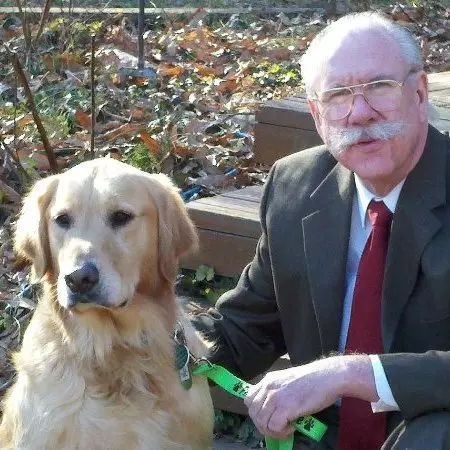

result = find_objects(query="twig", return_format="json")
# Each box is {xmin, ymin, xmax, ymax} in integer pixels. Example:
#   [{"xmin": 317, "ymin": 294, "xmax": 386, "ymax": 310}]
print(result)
[
  {"xmin": 0, "ymin": 180, "xmax": 22, "ymax": 204},
  {"xmin": 34, "ymin": 0, "xmax": 54, "ymax": 45},
  {"xmin": 6, "ymin": 46, "xmax": 59, "ymax": 174},
  {"xmin": 90, "ymin": 34, "xmax": 96, "ymax": 158},
  {"xmin": 14, "ymin": 0, "xmax": 32, "ymax": 55},
  {"xmin": 101, "ymin": 109, "xmax": 132, "ymax": 123},
  {"xmin": 0, "ymin": 136, "xmax": 31, "ymax": 183}
]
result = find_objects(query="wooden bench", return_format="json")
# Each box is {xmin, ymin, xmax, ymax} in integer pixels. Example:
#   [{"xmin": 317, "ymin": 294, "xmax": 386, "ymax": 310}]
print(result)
[
  {"xmin": 254, "ymin": 71, "xmax": 450, "ymax": 165},
  {"xmin": 181, "ymin": 185, "xmax": 262, "ymax": 277},
  {"xmin": 182, "ymin": 71, "xmax": 450, "ymax": 277},
  {"xmin": 254, "ymin": 94, "xmax": 321, "ymax": 165}
]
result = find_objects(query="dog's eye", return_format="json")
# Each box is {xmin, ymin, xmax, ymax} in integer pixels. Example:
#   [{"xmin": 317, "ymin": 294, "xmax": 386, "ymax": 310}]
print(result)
[
  {"xmin": 54, "ymin": 213, "xmax": 72, "ymax": 229},
  {"xmin": 109, "ymin": 211, "xmax": 134, "ymax": 229}
]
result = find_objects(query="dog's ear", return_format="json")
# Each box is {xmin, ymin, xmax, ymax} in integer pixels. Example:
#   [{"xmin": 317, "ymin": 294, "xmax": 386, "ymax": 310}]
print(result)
[
  {"xmin": 14, "ymin": 175, "xmax": 59, "ymax": 280},
  {"xmin": 149, "ymin": 174, "xmax": 199, "ymax": 283}
]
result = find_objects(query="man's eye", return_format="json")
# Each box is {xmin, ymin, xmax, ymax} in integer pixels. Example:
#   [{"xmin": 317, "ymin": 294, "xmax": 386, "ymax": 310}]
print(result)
[
  {"xmin": 54, "ymin": 213, "xmax": 72, "ymax": 229},
  {"xmin": 109, "ymin": 211, "xmax": 134, "ymax": 229},
  {"xmin": 322, "ymin": 89, "xmax": 349, "ymax": 103},
  {"xmin": 368, "ymin": 81, "xmax": 396, "ymax": 92}
]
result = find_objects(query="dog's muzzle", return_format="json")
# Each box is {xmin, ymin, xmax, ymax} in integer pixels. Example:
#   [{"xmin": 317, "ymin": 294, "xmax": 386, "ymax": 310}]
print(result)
[{"xmin": 64, "ymin": 262, "xmax": 100, "ymax": 305}]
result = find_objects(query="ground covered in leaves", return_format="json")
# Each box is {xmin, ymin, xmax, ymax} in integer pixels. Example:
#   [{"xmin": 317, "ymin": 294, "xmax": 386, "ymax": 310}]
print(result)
[{"xmin": 0, "ymin": 1, "xmax": 449, "ymax": 436}]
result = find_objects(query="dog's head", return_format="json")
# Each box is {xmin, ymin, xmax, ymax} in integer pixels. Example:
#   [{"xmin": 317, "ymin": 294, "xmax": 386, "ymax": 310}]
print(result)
[{"xmin": 15, "ymin": 158, "xmax": 198, "ymax": 311}]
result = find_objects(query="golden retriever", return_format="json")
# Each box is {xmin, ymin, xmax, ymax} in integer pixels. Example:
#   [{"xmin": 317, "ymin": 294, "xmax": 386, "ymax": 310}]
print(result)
[{"xmin": 0, "ymin": 158, "xmax": 214, "ymax": 450}]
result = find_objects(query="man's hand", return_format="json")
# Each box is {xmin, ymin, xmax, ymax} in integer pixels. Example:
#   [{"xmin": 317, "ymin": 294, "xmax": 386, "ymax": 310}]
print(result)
[{"xmin": 243, "ymin": 355, "xmax": 378, "ymax": 439}]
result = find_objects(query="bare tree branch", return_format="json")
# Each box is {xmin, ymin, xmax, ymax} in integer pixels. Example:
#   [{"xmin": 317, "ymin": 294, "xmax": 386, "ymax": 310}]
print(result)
[
  {"xmin": 14, "ymin": 0, "xmax": 32, "ymax": 54},
  {"xmin": 6, "ymin": 46, "xmax": 59, "ymax": 174},
  {"xmin": 90, "ymin": 34, "xmax": 96, "ymax": 159},
  {"xmin": 34, "ymin": 0, "xmax": 54, "ymax": 44}
]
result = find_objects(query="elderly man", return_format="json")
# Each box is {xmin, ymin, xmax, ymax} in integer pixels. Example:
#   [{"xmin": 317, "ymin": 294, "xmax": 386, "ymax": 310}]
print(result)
[{"xmin": 192, "ymin": 11, "xmax": 450, "ymax": 450}]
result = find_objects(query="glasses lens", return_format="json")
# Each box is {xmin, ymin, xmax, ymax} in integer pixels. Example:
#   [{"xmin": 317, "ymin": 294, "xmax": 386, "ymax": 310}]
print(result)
[
  {"xmin": 364, "ymin": 81, "xmax": 402, "ymax": 112},
  {"xmin": 319, "ymin": 88, "xmax": 353, "ymax": 120}
]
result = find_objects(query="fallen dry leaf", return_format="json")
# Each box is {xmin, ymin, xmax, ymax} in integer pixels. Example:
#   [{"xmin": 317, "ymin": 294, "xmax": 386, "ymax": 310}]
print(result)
[
  {"xmin": 75, "ymin": 110, "xmax": 92, "ymax": 129},
  {"xmin": 101, "ymin": 123, "xmax": 142, "ymax": 141},
  {"xmin": 139, "ymin": 131, "xmax": 161, "ymax": 155}
]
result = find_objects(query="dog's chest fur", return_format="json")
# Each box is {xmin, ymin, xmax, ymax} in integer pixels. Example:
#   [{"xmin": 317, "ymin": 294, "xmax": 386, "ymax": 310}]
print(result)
[{"xmin": 1, "ymin": 302, "xmax": 213, "ymax": 450}]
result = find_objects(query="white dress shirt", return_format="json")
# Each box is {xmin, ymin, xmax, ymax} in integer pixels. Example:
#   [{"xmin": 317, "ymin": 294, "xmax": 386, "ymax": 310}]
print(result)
[{"xmin": 339, "ymin": 175, "xmax": 404, "ymax": 412}]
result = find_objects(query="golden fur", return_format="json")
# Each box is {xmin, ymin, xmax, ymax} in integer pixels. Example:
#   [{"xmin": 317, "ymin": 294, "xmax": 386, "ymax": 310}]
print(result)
[{"xmin": 0, "ymin": 158, "xmax": 214, "ymax": 450}]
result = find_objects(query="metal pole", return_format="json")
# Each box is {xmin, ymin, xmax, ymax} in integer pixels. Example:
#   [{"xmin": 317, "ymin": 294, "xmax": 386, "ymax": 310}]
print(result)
[
  {"xmin": 137, "ymin": 0, "xmax": 144, "ymax": 70},
  {"xmin": 90, "ymin": 34, "xmax": 96, "ymax": 158}
]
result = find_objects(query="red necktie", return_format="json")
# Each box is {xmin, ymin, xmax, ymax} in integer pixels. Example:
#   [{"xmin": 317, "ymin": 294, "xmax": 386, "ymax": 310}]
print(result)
[{"xmin": 338, "ymin": 200, "xmax": 392, "ymax": 450}]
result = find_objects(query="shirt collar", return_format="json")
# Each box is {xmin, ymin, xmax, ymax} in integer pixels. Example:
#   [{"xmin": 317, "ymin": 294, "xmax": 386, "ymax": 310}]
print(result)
[{"xmin": 354, "ymin": 175, "xmax": 405, "ymax": 228}]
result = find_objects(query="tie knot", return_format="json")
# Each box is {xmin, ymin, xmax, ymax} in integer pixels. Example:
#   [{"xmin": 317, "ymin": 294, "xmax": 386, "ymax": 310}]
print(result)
[{"xmin": 367, "ymin": 200, "xmax": 392, "ymax": 227}]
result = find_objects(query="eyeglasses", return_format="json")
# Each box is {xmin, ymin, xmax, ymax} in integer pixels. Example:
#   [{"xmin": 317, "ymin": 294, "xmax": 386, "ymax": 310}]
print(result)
[{"xmin": 314, "ymin": 75, "xmax": 412, "ymax": 121}]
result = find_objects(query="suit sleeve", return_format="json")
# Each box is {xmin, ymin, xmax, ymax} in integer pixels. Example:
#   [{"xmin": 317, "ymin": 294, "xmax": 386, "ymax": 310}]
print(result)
[
  {"xmin": 379, "ymin": 351, "xmax": 450, "ymax": 419},
  {"xmin": 191, "ymin": 163, "xmax": 286, "ymax": 381}
]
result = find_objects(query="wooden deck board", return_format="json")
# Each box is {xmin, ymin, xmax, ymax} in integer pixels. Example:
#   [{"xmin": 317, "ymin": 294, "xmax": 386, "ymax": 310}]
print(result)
[
  {"xmin": 183, "ymin": 71, "xmax": 450, "ymax": 277},
  {"xmin": 428, "ymin": 71, "xmax": 450, "ymax": 92},
  {"xmin": 254, "ymin": 71, "xmax": 450, "ymax": 165},
  {"xmin": 182, "ymin": 186, "xmax": 263, "ymax": 276}
]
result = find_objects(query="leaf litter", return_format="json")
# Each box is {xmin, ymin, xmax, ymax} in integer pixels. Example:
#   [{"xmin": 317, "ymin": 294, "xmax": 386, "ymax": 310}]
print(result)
[{"xmin": 0, "ymin": 1, "xmax": 449, "ymax": 398}]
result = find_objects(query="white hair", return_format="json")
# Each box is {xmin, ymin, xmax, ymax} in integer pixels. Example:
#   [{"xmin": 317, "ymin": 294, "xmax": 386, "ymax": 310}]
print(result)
[{"xmin": 300, "ymin": 12, "xmax": 423, "ymax": 97}]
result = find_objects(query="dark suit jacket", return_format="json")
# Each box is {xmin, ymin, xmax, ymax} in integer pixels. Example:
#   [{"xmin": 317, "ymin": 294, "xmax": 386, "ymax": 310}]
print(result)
[{"xmin": 193, "ymin": 125, "xmax": 450, "ymax": 425}]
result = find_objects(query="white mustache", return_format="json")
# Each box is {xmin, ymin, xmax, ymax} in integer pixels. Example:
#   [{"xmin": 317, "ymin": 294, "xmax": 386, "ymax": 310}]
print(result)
[{"xmin": 327, "ymin": 122, "xmax": 407, "ymax": 153}]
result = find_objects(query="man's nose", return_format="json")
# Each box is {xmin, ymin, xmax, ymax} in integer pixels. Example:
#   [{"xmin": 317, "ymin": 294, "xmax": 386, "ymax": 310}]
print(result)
[{"xmin": 347, "ymin": 93, "xmax": 379, "ymax": 125}]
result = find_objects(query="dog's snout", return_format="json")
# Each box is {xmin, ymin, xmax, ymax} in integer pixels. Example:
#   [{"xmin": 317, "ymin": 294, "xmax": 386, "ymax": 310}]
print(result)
[{"xmin": 65, "ymin": 262, "xmax": 100, "ymax": 294}]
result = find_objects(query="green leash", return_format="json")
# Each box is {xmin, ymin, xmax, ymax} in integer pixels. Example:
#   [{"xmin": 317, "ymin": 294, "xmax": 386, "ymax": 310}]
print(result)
[{"xmin": 192, "ymin": 361, "xmax": 327, "ymax": 450}]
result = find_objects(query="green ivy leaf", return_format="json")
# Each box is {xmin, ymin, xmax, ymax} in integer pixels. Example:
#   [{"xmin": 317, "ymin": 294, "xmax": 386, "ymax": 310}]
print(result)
[
  {"xmin": 195, "ymin": 265, "xmax": 215, "ymax": 282},
  {"xmin": 205, "ymin": 266, "xmax": 215, "ymax": 281},
  {"xmin": 268, "ymin": 63, "xmax": 281, "ymax": 74}
]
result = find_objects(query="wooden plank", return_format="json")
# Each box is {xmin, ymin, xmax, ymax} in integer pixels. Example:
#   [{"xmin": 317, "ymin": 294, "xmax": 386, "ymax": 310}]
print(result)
[
  {"xmin": 180, "ymin": 229, "xmax": 259, "ymax": 277},
  {"xmin": 427, "ymin": 71, "xmax": 450, "ymax": 132},
  {"xmin": 182, "ymin": 186, "xmax": 263, "ymax": 276},
  {"xmin": 428, "ymin": 71, "xmax": 450, "ymax": 92},
  {"xmin": 188, "ymin": 208, "xmax": 260, "ymax": 238},
  {"xmin": 254, "ymin": 72, "xmax": 450, "ymax": 165},
  {"xmin": 254, "ymin": 122, "xmax": 322, "ymax": 165},
  {"xmin": 255, "ymin": 95, "xmax": 316, "ymax": 130},
  {"xmin": 188, "ymin": 200, "xmax": 260, "ymax": 236},
  {"xmin": 429, "ymin": 90, "xmax": 450, "ymax": 104},
  {"xmin": 187, "ymin": 186, "xmax": 262, "ymax": 238},
  {"xmin": 217, "ymin": 185, "xmax": 262, "ymax": 201}
]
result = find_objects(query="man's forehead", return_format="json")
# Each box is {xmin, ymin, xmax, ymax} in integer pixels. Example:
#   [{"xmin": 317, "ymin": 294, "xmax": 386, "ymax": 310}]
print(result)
[{"xmin": 315, "ymin": 29, "xmax": 404, "ymax": 90}]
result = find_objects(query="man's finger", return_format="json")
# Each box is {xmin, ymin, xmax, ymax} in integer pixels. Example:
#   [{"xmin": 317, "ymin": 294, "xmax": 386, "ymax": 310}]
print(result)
[{"xmin": 267, "ymin": 408, "xmax": 296, "ymax": 437}]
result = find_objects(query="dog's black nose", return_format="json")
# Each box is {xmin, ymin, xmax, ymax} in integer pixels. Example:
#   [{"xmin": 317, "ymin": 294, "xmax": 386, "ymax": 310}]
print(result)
[{"xmin": 65, "ymin": 262, "xmax": 100, "ymax": 294}]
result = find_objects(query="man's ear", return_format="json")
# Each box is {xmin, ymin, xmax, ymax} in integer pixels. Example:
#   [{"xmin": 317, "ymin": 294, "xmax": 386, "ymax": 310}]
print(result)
[
  {"xmin": 415, "ymin": 70, "xmax": 429, "ymax": 124},
  {"xmin": 14, "ymin": 175, "xmax": 59, "ymax": 280},
  {"xmin": 149, "ymin": 174, "xmax": 199, "ymax": 284}
]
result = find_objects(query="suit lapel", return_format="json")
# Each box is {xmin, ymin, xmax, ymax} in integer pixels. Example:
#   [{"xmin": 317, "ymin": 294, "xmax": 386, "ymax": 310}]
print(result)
[
  {"xmin": 383, "ymin": 126, "xmax": 447, "ymax": 351},
  {"xmin": 303, "ymin": 163, "xmax": 354, "ymax": 355}
]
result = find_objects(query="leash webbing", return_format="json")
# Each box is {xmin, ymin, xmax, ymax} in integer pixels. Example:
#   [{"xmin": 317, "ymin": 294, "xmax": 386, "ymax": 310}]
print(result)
[{"xmin": 192, "ymin": 362, "xmax": 327, "ymax": 450}]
